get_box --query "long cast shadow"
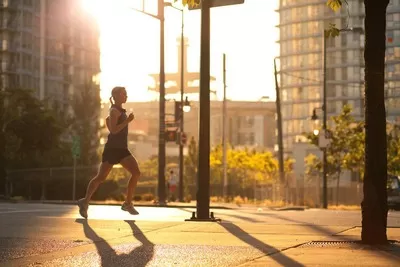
[244,212,400,259]
[219,222,304,267]
[76,219,154,267]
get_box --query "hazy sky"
[82,0,279,102]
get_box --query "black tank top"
[105,105,128,149]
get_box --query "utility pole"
[274,58,286,202]
[39,0,46,100]
[274,57,285,200]
[157,0,166,205]
[322,29,328,209]
[222,53,228,199]
[178,9,185,203]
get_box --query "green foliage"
[325,0,350,37]
[174,0,200,8]
[139,156,158,178]
[184,136,198,195]
[325,24,340,38]
[306,106,400,179]
[0,89,68,169]
[305,105,364,179]
[209,143,279,188]
[387,124,400,176]
[71,81,101,165]
[326,0,346,12]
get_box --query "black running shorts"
[102,148,132,165]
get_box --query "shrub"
[234,196,244,205]
[184,194,192,203]
[141,193,154,201]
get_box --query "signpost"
[186,0,245,222]
[71,136,80,201]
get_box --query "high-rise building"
[0,0,100,110]
[277,0,400,153]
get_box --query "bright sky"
[81,0,279,102]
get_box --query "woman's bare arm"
[108,108,131,134]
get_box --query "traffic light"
[165,129,177,142]
[176,132,188,146]
[181,132,187,146]
[174,101,182,123]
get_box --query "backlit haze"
[81,0,279,102]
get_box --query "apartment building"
[0,0,100,110]
[277,0,400,153]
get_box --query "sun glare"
[79,0,279,102]
[79,0,159,102]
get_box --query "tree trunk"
[361,0,389,245]
[336,170,341,206]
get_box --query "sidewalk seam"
[236,241,310,267]
[235,226,360,266]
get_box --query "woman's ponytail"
[109,96,114,105]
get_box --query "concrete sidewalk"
[2,199,309,211]
[2,218,399,267]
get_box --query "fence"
[284,174,363,207]
[4,167,364,206]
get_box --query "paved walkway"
[0,203,399,266]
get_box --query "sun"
[81,0,122,19]
[79,0,159,102]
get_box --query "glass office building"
[277,0,400,152]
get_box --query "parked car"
[388,174,400,210]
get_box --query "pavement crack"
[333,226,357,235]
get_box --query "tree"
[387,125,400,176]
[184,136,198,196]
[306,105,364,205]
[71,81,101,166]
[361,0,389,245]
[327,0,389,244]
[1,89,65,169]
[329,105,364,205]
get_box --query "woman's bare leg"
[84,162,113,203]
[77,162,113,218]
[120,155,141,204]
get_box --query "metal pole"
[39,0,46,100]
[274,57,285,197]
[322,30,328,209]
[72,158,76,201]
[178,9,184,202]
[158,0,166,205]
[222,53,228,199]
[197,0,211,219]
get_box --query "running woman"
[77,86,141,218]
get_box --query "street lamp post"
[157,0,167,205]
[165,2,185,203]
[178,9,185,202]
[197,0,211,220]
[129,1,167,205]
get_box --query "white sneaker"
[77,198,88,219]
[121,202,139,215]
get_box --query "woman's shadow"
[76,219,154,267]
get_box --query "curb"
[0,200,233,210]
[270,206,307,211]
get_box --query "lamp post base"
[185,211,221,222]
